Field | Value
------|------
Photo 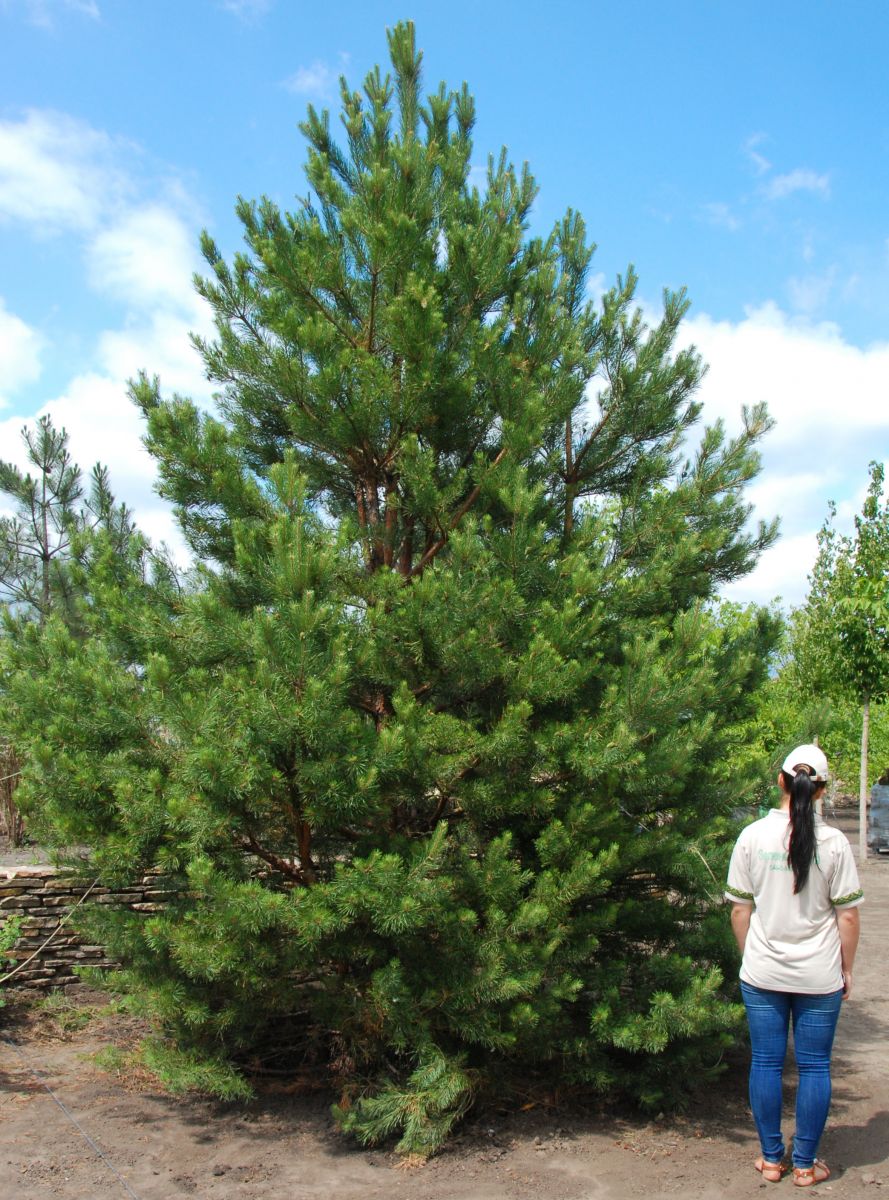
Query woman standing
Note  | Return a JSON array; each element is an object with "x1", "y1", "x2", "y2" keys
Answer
[{"x1": 726, "y1": 744, "x2": 863, "y2": 1187}]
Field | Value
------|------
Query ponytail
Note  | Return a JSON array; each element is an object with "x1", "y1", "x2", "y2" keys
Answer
[{"x1": 782, "y1": 769, "x2": 817, "y2": 893}]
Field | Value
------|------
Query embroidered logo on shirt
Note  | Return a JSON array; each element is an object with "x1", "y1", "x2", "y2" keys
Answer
[{"x1": 757, "y1": 849, "x2": 791, "y2": 872}]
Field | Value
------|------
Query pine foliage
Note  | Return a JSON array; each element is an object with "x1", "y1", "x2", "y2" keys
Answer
[
  {"x1": 1, "y1": 23, "x2": 780, "y2": 1154},
  {"x1": 0, "y1": 415, "x2": 141, "y2": 625}
]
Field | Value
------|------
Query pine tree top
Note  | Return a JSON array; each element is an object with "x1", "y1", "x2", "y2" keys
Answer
[{"x1": 131, "y1": 20, "x2": 774, "y2": 600}]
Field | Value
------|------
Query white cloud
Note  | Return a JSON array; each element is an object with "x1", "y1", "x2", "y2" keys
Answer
[
  {"x1": 0, "y1": 298, "x2": 44, "y2": 409},
  {"x1": 0, "y1": 108, "x2": 215, "y2": 562},
  {"x1": 743, "y1": 469, "x2": 839, "y2": 529},
  {"x1": 687, "y1": 303, "x2": 889, "y2": 444},
  {"x1": 0, "y1": 291, "x2": 213, "y2": 558},
  {"x1": 96, "y1": 306, "x2": 214, "y2": 400},
  {"x1": 721, "y1": 531, "x2": 820, "y2": 608},
  {"x1": 700, "y1": 201, "x2": 741, "y2": 232},
  {"x1": 764, "y1": 168, "x2": 831, "y2": 201},
  {"x1": 743, "y1": 132, "x2": 771, "y2": 176},
  {"x1": 0, "y1": 110, "x2": 133, "y2": 233},
  {"x1": 683, "y1": 303, "x2": 889, "y2": 606},
  {"x1": 88, "y1": 205, "x2": 201, "y2": 311},
  {"x1": 283, "y1": 60, "x2": 338, "y2": 100}
]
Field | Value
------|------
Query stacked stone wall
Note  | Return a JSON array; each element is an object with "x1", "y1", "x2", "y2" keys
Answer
[{"x1": 0, "y1": 865, "x2": 171, "y2": 991}]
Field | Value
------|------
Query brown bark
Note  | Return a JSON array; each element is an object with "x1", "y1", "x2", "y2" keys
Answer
[
  {"x1": 398, "y1": 515, "x2": 415, "y2": 575},
  {"x1": 357, "y1": 689, "x2": 392, "y2": 732},
  {"x1": 364, "y1": 476, "x2": 385, "y2": 570},
  {"x1": 242, "y1": 834, "x2": 312, "y2": 886},
  {"x1": 383, "y1": 477, "x2": 397, "y2": 568}
]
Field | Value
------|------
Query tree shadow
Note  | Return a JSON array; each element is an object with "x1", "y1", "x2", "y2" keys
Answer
[{"x1": 821, "y1": 1109, "x2": 889, "y2": 1174}]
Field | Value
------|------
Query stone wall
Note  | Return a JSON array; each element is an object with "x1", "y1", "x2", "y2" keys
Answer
[{"x1": 0, "y1": 865, "x2": 171, "y2": 991}]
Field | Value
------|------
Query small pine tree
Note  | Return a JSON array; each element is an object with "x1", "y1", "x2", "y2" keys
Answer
[
  {"x1": 0, "y1": 416, "x2": 146, "y2": 845},
  {"x1": 1, "y1": 415, "x2": 82, "y2": 625},
  {"x1": 2, "y1": 23, "x2": 780, "y2": 1153}
]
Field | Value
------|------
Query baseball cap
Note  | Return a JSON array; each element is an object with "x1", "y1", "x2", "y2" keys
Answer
[{"x1": 781, "y1": 743, "x2": 829, "y2": 783}]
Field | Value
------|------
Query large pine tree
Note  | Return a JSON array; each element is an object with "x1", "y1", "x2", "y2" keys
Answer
[{"x1": 3, "y1": 23, "x2": 780, "y2": 1154}]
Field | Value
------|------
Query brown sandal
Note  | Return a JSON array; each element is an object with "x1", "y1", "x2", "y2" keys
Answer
[
  {"x1": 755, "y1": 1156, "x2": 788, "y2": 1182},
  {"x1": 793, "y1": 1160, "x2": 830, "y2": 1187}
]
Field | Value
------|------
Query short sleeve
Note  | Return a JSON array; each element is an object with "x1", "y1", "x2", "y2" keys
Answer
[
  {"x1": 725, "y1": 835, "x2": 754, "y2": 904},
  {"x1": 829, "y1": 838, "x2": 864, "y2": 908}
]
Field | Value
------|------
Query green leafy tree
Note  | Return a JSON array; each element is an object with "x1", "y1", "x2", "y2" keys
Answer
[
  {"x1": 759, "y1": 579, "x2": 889, "y2": 808},
  {"x1": 2, "y1": 23, "x2": 781, "y2": 1153},
  {"x1": 798, "y1": 464, "x2": 889, "y2": 860}
]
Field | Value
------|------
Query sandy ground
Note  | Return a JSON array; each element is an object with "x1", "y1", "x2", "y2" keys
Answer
[
  {"x1": 1, "y1": 814, "x2": 887, "y2": 1200},
  {"x1": 0, "y1": 839, "x2": 50, "y2": 870}
]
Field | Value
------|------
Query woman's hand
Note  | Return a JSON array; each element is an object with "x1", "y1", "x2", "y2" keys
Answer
[{"x1": 836, "y1": 908, "x2": 859, "y2": 1002}]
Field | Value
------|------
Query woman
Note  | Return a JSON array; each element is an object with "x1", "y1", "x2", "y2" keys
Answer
[{"x1": 726, "y1": 744, "x2": 863, "y2": 1187}]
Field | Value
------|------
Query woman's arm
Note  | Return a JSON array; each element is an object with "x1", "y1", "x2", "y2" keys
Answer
[
  {"x1": 836, "y1": 907, "x2": 860, "y2": 1000},
  {"x1": 730, "y1": 901, "x2": 753, "y2": 954}
]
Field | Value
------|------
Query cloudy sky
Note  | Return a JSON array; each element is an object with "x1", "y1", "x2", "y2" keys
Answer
[{"x1": 1, "y1": 0, "x2": 888, "y2": 606}]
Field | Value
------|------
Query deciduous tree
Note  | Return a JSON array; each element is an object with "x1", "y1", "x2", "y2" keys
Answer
[{"x1": 801, "y1": 465, "x2": 889, "y2": 861}]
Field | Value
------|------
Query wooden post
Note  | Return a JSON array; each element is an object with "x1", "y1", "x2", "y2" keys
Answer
[{"x1": 860, "y1": 692, "x2": 870, "y2": 866}]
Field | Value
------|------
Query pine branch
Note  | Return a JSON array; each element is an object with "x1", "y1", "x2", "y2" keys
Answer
[
  {"x1": 241, "y1": 834, "x2": 312, "y2": 886},
  {"x1": 409, "y1": 448, "x2": 507, "y2": 577}
]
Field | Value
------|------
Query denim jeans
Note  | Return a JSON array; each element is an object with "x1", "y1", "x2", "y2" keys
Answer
[{"x1": 740, "y1": 981, "x2": 843, "y2": 1168}]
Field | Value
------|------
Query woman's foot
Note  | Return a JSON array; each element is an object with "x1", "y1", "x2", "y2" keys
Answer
[
  {"x1": 793, "y1": 1160, "x2": 830, "y2": 1187},
  {"x1": 755, "y1": 1156, "x2": 787, "y2": 1182}
]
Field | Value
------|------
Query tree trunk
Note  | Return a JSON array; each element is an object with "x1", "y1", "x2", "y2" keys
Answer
[
  {"x1": 859, "y1": 691, "x2": 870, "y2": 865},
  {"x1": 0, "y1": 741, "x2": 25, "y2": 848},
  {"x1": 41, "y1": 468, "x2": 50, "y2": 624}
]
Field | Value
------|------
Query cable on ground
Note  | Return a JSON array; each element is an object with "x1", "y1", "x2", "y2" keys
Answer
[{"x1": 1, "y1": 1035, "x2": 144, "y2": 1200}]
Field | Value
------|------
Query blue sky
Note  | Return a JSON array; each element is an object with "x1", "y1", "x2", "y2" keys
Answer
[{"x1": 1, "y1": 0, "x2": 888, "y2": 605}]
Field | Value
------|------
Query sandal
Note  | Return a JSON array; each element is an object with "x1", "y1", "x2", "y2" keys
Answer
[
  {"x1": 793, "y1": 1160, "x2": 830, "y2": 1187},
  {"x1": 755, "y1": 1156, "x2": 788, "y2": 1182}
]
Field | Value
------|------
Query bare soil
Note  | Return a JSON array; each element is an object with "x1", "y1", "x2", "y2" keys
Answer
[
  {"x1": 2, "y1": 815, "x2": 887, "y2": 1200},
  {"x1": 0, "y1": 832, "x2": 50, "y2": 870}
]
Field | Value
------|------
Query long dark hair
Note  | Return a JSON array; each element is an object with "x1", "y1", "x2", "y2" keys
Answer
[{"x1": 781, "y1": 768, "x2": 819, "y2": 893}]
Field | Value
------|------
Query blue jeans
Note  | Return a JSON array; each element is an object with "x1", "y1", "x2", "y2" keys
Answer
[{"x1": 740, "y1": 982, "x2": 843, "y2": 1168}]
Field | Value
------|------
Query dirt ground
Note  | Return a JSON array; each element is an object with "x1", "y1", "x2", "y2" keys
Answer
[{"x1": 1, "y1": 814, "x2": 887, "y2": 1200}]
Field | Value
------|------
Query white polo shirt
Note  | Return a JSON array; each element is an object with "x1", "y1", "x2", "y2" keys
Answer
[{"x1": 725, "y1": 808, "x2": 863, "y2": 994}]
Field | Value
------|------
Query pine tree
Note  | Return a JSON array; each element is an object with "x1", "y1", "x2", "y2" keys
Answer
[
  {"x1": 0, "y1": 415, "x2": 146, "y2": 845},
  {"x1": 2, "y1": 23, "x2": 780, "y2": 1153},
  {"x1": 0, "y1": 414, "x2": 141, "y2": 626},
  {"x1": 1, "y1": 415, "x2": 82, "y2": 625}
]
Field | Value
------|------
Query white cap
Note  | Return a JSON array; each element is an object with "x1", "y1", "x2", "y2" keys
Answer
[{"x1": 781, "y1": 743, "x2": 829, "y2": 783}]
